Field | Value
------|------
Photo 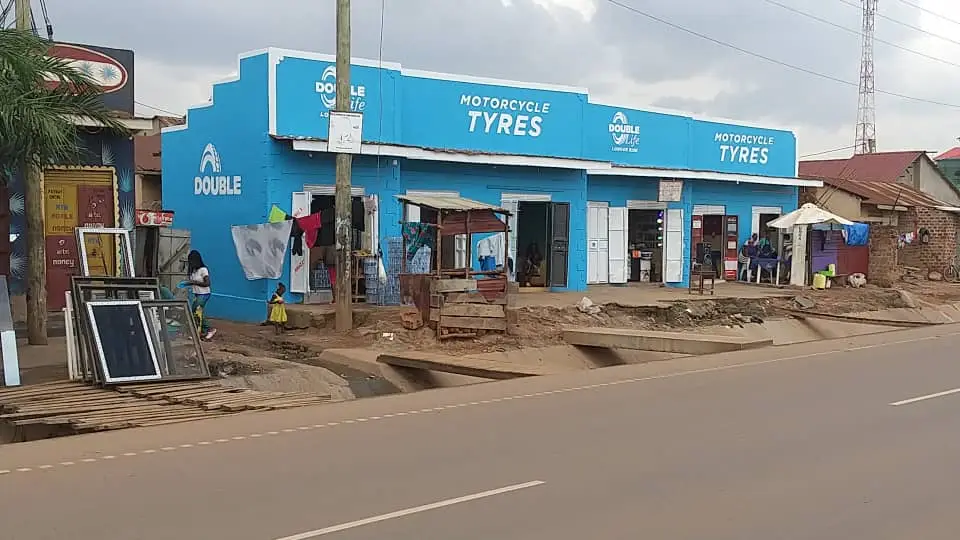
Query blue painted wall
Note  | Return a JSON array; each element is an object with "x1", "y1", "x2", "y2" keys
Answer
[
  {"x1": 161, "y1": 49, "x2": 806, "y2": 321},
  {"x1": 162, "y1": 53, "x2": 273, "y2": 322},
  {"x1": 400, "y1": 76, "x2": 586, "y2": 159},
  {"x1": 268, "y1": 50, "x2": 798, "y2": 178},
  {"x1": 267, "y1": 145, "x2": 400, "y2": 305},
  {"x1": 274, "y1": 56, "x2": 401, "y2": 143},
  {"x1": 399, "y1": 161, "x2": 588, "y2": 291},
  {"x1": 586, "y1": 176, "x2": 798, "y2": 287}
]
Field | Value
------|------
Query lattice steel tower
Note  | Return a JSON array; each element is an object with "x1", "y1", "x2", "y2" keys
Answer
[{"x1": 855, "y1": 0, "x2": 877, "y2": 154}]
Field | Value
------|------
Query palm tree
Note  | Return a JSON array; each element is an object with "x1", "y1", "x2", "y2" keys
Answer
[{"x1": 0, "y1": 29, "x2": 128, "y2": 345}]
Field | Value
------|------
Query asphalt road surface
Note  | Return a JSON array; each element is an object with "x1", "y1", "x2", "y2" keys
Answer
[{"x1": 3, "y1": 324, "x2": 960, "y2": 539}]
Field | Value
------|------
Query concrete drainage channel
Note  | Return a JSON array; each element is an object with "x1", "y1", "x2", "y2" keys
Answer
[{"x1": 314, "y1": 303, "x2": 958, "y2": 393}]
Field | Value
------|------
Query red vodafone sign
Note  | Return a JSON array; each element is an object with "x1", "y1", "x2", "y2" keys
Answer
[{"x1": 135, "y1": 210, "x2": 174, "y2": 227}]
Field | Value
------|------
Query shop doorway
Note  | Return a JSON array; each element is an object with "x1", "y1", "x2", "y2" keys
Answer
[
  {"x1": 627, "y1": 208, "x2": 664, "y2": 283},
  {"x1": 502, "y1": 195, "x2": 569, "y2": 289},
  {"x1": 290, "y1": 189, "x2": 378, "y2": 300},
  {"x1": 690, "y1": 205, "x2": 738, "y2": 281},
  {"x1": 753, "y1": 206, "x2": 783, "y2": 253}
]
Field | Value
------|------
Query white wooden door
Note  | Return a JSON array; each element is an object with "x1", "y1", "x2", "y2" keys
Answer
[
  {"x1": 290, "y1": 191, "x2": 310, "y2": 294},
  {"x1": 608, "y1": 207, "x2": 628, "y2": 284},
  {"x1": 587, "y1": 203, "x2": 609, "y2": 284},
  {"x1": 664, "y1": 208, "x2": 684, "y2": 283},
  {"x1": 501, "y1": 198, "x2": 519, "y2": 281}
]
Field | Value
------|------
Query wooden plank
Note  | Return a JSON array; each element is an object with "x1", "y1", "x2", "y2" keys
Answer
[
  {"x1": 431, "y1": 279, "x2": 477, "y2": 293},
  {"x1": 439, "y1": 315, "x2": 507, "y2": 331},
  {"x1": 443, "y1": 292, "x2": 499, "y2": 304},
  {"x1": 440, "y1": 303, "x2": 505, "y2": 318},
  {"x1": 377, "y1": 351, "x2": 551, "y2": 379}
]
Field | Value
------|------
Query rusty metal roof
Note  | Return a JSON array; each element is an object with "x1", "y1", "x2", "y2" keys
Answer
[
  {"x1": 816, "y1": 176, "x2": 948, "y2": 208},
  {"x1": 799, "y1": 151, "x2": 924, "y2": 183},
  {"x1": 396, "y1": 194, "x2": 509, "y2": 213}
]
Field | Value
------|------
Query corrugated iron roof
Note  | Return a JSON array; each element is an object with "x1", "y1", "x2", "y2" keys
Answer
[
  {"x1": 799, "y1": 151, "x2": 924, "y2": 183},
  {"x1": 396, "y1": 194, "x2": 508, "y2": 213},
  {"x1": 817, "y1": 176, "x2": 948, "y2": 208},
  {"x1": 935, "y1": 147, "x2": 960, "y2": 161}
]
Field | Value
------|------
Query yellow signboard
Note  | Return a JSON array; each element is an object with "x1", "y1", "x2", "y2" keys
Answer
[{"x1": 44, "y1": 182, "x2": 78, "y2": 236}]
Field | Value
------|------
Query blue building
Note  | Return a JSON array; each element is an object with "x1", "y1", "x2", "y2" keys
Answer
[{"x1": 162, "y1": 48, "x2": 821, "y2": 323}]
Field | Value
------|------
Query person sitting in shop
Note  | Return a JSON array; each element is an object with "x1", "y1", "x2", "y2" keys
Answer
[{"x1": 519, "y1": 242, "x2": 544, "y2": 286}]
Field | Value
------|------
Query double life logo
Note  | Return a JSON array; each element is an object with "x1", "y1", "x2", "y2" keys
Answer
[
  {"x1": 315, "y1": 65, "x2": 367, "y2": 114},
  {"x1": 194, "y1": 143, "x2": 242, "y2": 196}
]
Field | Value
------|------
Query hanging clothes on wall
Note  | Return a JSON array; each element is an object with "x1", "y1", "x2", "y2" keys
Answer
[
  {"x1": 268, "y1": 205, "x2": 287, "y2": 224},
  {"x1": 287, "y1": 215, "x2": 304, "y2": 256},
  {"x1": 402, "y1": 222, "x2": 435, "y2": 257},
  {"x1": 296, "y1": 212, "x2": 323, "y2": 248},
  {"x1": 231, "y1": 221, "x2": 293, "y2": 280},
  {"x1": 842, "y1": 223, "x2": 869, "y2": 246}
]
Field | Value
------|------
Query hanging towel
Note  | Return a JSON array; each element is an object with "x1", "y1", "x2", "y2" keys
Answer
[
  {"x1": 843, "y1": 223, "x2": 869, "y2": 246},
  {"x1": 402, "y1": 223, "x2": 435, "y2": 257},
  {"x1": 231, "y1": 221, "x2": 293, "y2": 280},
  {"x1": 268, "y1": 205, "x2": 288, "y2": 224},
  {"x1": 296, "y1": 212, "x2": 323, "y2": 249}
]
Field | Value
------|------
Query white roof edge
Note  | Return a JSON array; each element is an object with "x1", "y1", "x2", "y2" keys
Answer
[
  {"x1": 262, "y1": 46, "x2": 585, "y2": 94},
  {"x1": 162, "y1": 49, "x2": 272, "y2": 136},
  {"x1": 68, "y1": 115, "x2": 154, "y2": 133},
  {"x1": 290, "y1": 139, "x2": 610, "y2": 171},
  {"x1": 401, "y1": 68, "x2": 588, "y2": 94},
  {"x1": 934, "y1": 205, "x2": 960, "y2": 213},
  {"x1": 265, "y1": 47, "x2": 403, "y2": 71},
  {"x1": 587, "y1": 166, "x2": 820, "y2": 187},
  {"x1": 586, "y1": 96, "x2": 797, "y2": 134}
]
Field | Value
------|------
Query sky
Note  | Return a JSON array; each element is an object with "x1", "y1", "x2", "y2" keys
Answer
[{"x1": 40, "y1": 0, "x2": 960, "y2": 160}]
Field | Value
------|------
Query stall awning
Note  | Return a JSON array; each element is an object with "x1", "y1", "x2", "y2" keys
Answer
[
  {"x1": 397, "y1": 194, "x2": 509, "y2": 235},
  {"x1": 396, "y1": 194, "x2": 509, "y2": 214}
]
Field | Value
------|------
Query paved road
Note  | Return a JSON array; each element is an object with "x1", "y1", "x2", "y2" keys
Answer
[{"x1": 3, "y1": 324, "x2": 960, "y2": 539}]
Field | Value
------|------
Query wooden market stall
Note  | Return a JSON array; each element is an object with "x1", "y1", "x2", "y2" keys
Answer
[{"x1": 396, "y1": 194, "x2": 513, "y2": 339}]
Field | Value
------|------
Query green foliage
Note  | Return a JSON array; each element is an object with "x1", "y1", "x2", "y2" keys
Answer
[{"x1": 0, "y1": 29, "x2": 129, "y2": 174}]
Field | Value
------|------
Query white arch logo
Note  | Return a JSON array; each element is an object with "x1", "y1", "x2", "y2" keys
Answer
[
  {"x1": 609, "y1": 111, "x2": 640, "y2": 153},
  {"x1": 199, "y1": 143, "x2": 221, "y2": 174},
  {"x1": 194, "y1": 143, "x2": 242, "y2": 196}
]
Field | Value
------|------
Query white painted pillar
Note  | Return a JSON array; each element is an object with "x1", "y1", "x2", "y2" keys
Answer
[{"x1": 790, "y1": 224, "x2": 808, "y2": 287}]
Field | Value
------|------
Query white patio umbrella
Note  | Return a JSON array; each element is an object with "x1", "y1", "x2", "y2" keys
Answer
[
  {"x1": 764, "y1": 203, "x2": 855, "y2": 287},
  {"x1": 767, "y1": 203, "x2": 854, "y2": 229}
]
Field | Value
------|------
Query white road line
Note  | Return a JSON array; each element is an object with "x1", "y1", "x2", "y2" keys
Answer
[
  {"x1": 890, "y1": 387, "x2": 960, "y2": 406},
  {"x1": 271, "y1": 480, "x2": 545, "y2": 540}
]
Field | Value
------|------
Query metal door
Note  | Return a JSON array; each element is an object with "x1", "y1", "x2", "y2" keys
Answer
[
  {"x1": 587, "y1": 203, "x2": 609, "y2": 284},
  {"x1": 550, "y1": 202, "x2": 570, "y2": 288}
]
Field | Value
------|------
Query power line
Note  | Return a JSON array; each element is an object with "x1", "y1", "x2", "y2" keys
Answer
[
  {"x1": 836, "y1": 0, "x2": 960, "y2": 49},
  {"x1": 894, "y1": 0, "x2": 960, "y2": 28},
  {"x1": 763, "y1": 0, "x2": 960, "y2": 70},
  {"x1": 603, "y1": 0, "x2": 960, "y2": 109},
  {"x1": 800, "y1": 145, "x2": 857, "y2": 158},
  {"x1": 134, "y1": 100, "x2": 181, "y2": 117}
]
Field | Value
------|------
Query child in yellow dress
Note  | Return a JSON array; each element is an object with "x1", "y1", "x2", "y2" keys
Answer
[{"x1": 268, "y1": 283, "x2": 288, "y2": 333}]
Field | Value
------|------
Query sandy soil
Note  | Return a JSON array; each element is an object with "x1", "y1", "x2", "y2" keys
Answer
[{"x1": 203, "y1": 280, "x2": 960, "y2": 366}]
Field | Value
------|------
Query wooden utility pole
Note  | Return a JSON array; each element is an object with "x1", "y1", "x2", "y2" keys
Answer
[
  {"x1": 15, "y1": 0, "x2": 29, "y2": 30},
  {"x1": 333, "y1": 0, "x2": 354, "y2": 331},
  {"x1": 16, "y1": 0, "x2": 48, "y2": 345}
]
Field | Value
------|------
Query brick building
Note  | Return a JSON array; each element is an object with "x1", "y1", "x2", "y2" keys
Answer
[{"x1": 800, "y1": 151, "x2": 960, "y2": 286}]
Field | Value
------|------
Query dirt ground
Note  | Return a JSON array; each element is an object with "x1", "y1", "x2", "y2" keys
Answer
[{"x1": 203, "y1": 280, "x2": 960, "y2": 366}]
